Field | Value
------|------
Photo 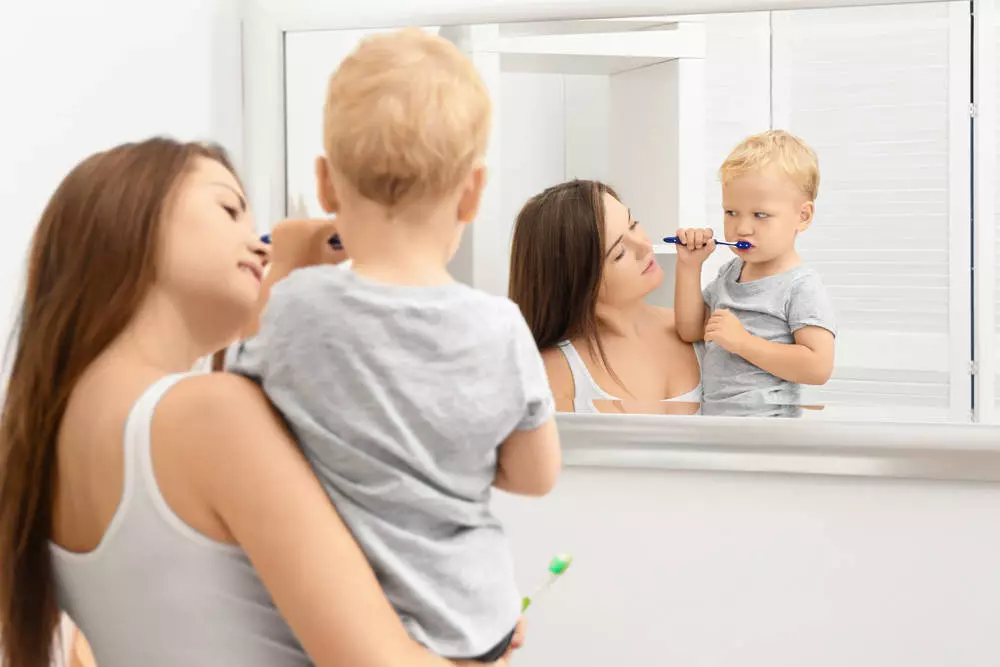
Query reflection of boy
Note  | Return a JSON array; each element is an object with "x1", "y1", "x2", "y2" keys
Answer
[
  {"x1": 674, "y1": 130, "x2": 836, "y2": 405},
  {"x1": 232, "y1": 29, "x2": 560, "y2": 662}
]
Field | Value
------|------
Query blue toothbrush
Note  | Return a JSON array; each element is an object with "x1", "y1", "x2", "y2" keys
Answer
[
  {"x1": 260, "y1": 233, "x2": 343, "y2": 250},
  {"x1": 662, "y1": 236, "x2": 752, "y2": 250}
]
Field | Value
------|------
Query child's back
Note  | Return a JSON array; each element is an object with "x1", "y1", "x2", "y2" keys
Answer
[
  {"x1": 236, "y1": 266, "x2": 551, "y2": 657},
  {"x1": 233, "y1": 28, "x2": 559, "y2": 660}
]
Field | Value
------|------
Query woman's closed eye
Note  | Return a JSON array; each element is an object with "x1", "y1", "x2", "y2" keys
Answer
[{"x1": 222, "y1": 204, "x2": 240, "y2": 220}]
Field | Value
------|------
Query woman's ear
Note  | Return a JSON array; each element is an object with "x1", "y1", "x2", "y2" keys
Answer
[
  {"x1": 315, "y1": 156, "x2": 339, "y2": 214},
  {"x1": 457, "y1": 165, "x2": 488, "y2": 224}
]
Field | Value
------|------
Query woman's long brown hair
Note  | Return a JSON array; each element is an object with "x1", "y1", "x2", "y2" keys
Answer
[
  {"x1": 0, "y1": 137, "x2": 238, "y2": 667},
  {"x1": 508, "y1": 179, "x2": 623, "y2": 385}
]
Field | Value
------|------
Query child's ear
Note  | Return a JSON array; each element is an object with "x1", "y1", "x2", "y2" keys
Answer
[
  {"x1": 798, "y1": 200, "x2": 815, "y2": 231},
  {"x1": 314, "y1": 156, "x2": 339, "y2": 214},
  {"x1": 457, "y1": 165, "x2": 488, "y2": 224}
]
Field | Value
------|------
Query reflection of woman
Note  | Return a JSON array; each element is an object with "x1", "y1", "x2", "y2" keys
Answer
[
  {"x1": 0, "y1": 139, "x2": 518, "y2": 667},
  {"x1": 509, "y1": 180, "x2": 701, "y2": 414}
]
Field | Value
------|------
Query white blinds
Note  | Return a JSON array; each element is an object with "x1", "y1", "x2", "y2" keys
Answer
[{"x1": 769, "y1": 2, "x2": 970, "y2": 419}]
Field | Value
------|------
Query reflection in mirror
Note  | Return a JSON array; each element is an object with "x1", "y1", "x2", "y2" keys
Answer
[{"x1": 283, "y1": 2, "x2": 971, "y2": 423}]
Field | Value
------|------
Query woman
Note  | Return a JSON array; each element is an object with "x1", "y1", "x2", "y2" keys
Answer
[
  {"x1": 0, "y1": 138, "x2": 519, "y2": 667},
  {"x1": 509, "y1": 179, "x2": 701, "y2": 414}
]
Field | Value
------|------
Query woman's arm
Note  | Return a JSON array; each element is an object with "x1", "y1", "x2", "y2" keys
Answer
[{"x1": 158, "y1": 374, "x2": 492, "y2": 667}]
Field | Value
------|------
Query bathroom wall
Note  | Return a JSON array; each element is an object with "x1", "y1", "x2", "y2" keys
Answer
[
  {"x1": 0, "y1": 0, "x2": 243, "y2": 354},
  {"x1": 495, "y1": 467, "x2": 1000, "y2": 667}
]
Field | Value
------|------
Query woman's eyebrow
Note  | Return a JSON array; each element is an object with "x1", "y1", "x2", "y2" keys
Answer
[
  {"x1": 604, "y1": 209, "x2": 631, "y2": 257},
  {"x1": 605, "y1": 234, "x2": 624, "y2": 258},
  {"x1": 212, "y1": 182, "x2": 247, "y2": 212}
]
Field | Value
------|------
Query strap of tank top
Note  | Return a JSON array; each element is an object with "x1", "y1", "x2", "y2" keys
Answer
[
  {"x1": 122, "y1": 374, "x2": 192, "y2": 502},
  {"x1": 556, "y1": 341, "x2": 614, "y2": 401},
  {"x1": 123, "y1": 372, "x2": 241, "y2": 551}
]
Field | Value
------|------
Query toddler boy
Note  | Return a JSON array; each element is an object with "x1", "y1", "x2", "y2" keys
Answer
[
  {"x1": 674, "y1": 130, "x2": 836, "y2": 406},
  {"x1": 232, "y1": 28, "x2": 560, "y2": 661}
]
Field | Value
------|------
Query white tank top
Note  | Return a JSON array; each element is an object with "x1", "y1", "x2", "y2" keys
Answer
[
  {"x1": 556, "y1": 341, "x2": 703, "y2": 414},
  {"x1": 50, "y1": 374, "x2": 312, "y2": 667}
]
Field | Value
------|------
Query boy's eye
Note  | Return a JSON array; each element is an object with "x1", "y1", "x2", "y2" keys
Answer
[
  {"x1": 754, "y1": 212, "x2": 769, "y2": 219},
  {"x1": 725, "y1": 210, "x2": 737, "y2": 217}
]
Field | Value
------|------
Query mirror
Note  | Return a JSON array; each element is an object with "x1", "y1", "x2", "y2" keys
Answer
[{"x1": 282, "y1": 1, "x2": 972, "y2": 423}]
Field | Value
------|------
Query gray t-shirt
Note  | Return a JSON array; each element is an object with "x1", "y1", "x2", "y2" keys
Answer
[
  {"x1": 700, "y1": 258, "x2": 836, "y2": 405},
  {"x1": 231, "y1": 266, "x2": 555, "y2": 658}
]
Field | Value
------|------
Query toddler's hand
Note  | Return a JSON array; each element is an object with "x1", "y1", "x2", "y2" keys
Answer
[
  {"x1": 705, "y1": 309, "x2": 751, "y2": 354},
  {"x1": 674, "y1": 227, "x2": 716, "y2": 266},
  {"x1": 269, "y1": 218, "x2": 346, "y2": 274}
]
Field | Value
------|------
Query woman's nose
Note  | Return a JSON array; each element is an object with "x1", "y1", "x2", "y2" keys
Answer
[
  {"x1": 250, "y1": 238, "x2": 271, "y2": 267},
  {"x1": 635, "y1": 238, "x2": 653, "y2": 260}
]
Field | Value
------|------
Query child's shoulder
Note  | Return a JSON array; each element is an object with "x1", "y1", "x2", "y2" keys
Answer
[
  {"x1": 270, "y1": 264, "x2": 347, "y2": 302},
  {"x1": 788, "y1": 263, "x2": 828, "y2": 292},
  {"x1": 458, "y1": 287, "x2": 524, "y2": 316}
]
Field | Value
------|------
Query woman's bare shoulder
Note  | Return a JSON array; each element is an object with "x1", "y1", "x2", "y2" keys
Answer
[
  {"x1": 162, "y1": 372, "x2": 274, "y2": 422},
  {"x1": 147, "y1": 372, "x2": 308, "y2": 544},
  {"x1": 649, "y1": 306, "x2": 680, "y2": 333},
  {"x1": 155, "y1": 372, "x2": 296, "y2": 463}
]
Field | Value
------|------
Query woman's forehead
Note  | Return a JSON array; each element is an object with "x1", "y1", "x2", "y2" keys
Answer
[
  {"x1": 602, "y1": 193, "x2": 630, "y2": 232},
  {"x1": 190, "y1": 157, "x2": 243, "y2": 193}
]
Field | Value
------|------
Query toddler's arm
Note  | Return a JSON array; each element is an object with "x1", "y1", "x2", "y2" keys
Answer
[
  {"x1": 721, "y1": 322, "x2": 834, "y2": 385},
  {"x1": 495, "y1": 419, "x2": 561, "y2": 497},
  {"x1": 705, "y1": 272, "x2": 836, "y2": 385},
  {"x1": 673, "y1": 228, "x2": 716, "y2": 342},
  {"x1": 494, "y1": 305, "x2": 561, "y2": 497}
]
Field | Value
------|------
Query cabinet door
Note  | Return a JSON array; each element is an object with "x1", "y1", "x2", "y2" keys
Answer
[{"x1": 770, "y1": 2, "x2": 971, "y2": 421}]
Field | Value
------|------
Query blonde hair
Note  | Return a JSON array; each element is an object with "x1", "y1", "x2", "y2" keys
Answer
[
  {"x1": 719, "y1": 130, "x2": 820, "y2": 201},
  {"x1": 323, "y1": 28, "x2": 491, "y2": 208}
]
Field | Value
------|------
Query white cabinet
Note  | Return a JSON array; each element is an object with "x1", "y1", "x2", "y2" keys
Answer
[{"x1": 454, "y1": 19, "x2": 708, "y2": 300}]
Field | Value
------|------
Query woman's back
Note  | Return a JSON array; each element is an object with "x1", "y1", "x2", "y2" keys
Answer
[{"x1": 51, "y1": 372, "x2": 310, "y2": 667}]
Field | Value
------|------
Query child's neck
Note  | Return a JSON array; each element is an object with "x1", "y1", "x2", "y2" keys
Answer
[
  {"x1": 740, "y1": 248, "x2": 802, "y2": 282},
  {"x1": 338, "y1": 200, "x2": 460, "y2": 287}
]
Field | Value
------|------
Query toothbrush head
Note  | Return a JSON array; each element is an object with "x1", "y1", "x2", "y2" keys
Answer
[
  {"x1": 734, "y1": 240, "x2": 753, "y2": 250},
  {"x1": 547, "y1": 553, "x2": 573, "y2": 576},
  {"x1": 259, "y1": 233, "x2": 343, "y2": 249}
]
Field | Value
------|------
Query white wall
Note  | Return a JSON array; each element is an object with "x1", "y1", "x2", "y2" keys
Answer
[
  {"x1": 0, "y1": 0, "x2": 243, "y2": 353},
  {"x1": 0, "y1": 3, "x2": 242, "y2": 661},
  {"x1": 495, "y1": 467, "x2": 1000, "y2": 667}
]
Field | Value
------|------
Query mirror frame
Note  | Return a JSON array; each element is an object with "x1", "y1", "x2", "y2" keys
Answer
[{"x1": 241, "y1": 0, "x2": 1000, "y2": 483}]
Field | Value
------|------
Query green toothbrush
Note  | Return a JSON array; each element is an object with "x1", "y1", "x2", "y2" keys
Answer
[{"x1": 521, "y1": 553, "x2": 573, "y2": 611}]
